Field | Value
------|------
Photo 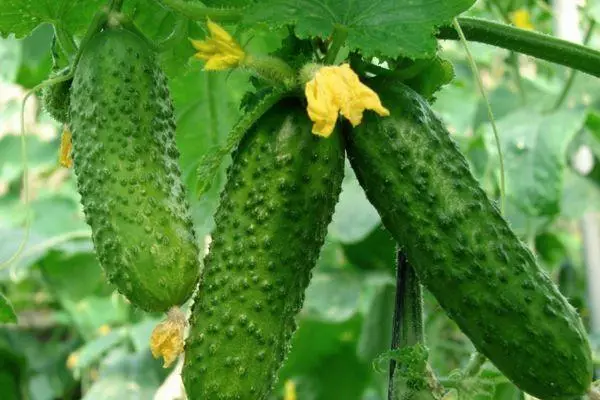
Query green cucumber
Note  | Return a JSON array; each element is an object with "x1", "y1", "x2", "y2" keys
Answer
[
  {"x1": 42, "y1": 66, "x2": 72, "y2": 124},
  {"x1": 183, "y1": 99, "x2": 344, "y2": 399},
  {"x1": 68, "y1": 27, "x2": 200, "y2": 312},
  {"x1": 344, "y1": 79, "x2": 592, "y2": 399}
]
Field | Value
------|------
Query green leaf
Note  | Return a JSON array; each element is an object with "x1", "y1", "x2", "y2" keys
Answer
[
  {"x1": 82, "y1": 348, "x2": 163, "y2": 400},
  {"x1": 484, "y1": 108, "x2": 587, "y2": 217},
  {"x1": 303, "y1": 269, "x2": 363, "y2": 322},
  {"x1": 0, "y1": 0, "x2": 104, "y2": 38},
  {"x1": 39, "y1": 252, "x2": 105, "y2": 302},
  {"x1": 0, "y1": 228, "x2": 91, "y2": 281},
  {"x1": 170, "y1": 64, "x2": 250, "y2": 236},
  {"x1": 342, "y1": 224, "x2": 395, "y2": 272},
  {"x1": 534, "y1": 231, "x2": 566, "y2": 266},
  {"x1": 403, "y1": 57, "x2": 455, "y2": 100},
  {"x1": 68, "y1": 328, "x2": 129, "y2": 376},
  {"x1": 0, "y1": 292, "x2": 17, "y2": 323},
  {"x1": 0, "y1": 37, "x2": 21, "y2": 83},
  {"x1": 561, "y1": 169, "x2": 600, "y2": 219},
  {"x1": 276, "y1": 316, "x2": 372, "y2": 400},
  {"x1": 329, "y1": 163, "x2": 380, "y2": 243},
  {"x1": 356, "y1": 282, "x2": 394, "y2": 363},
  {"x1": 243, "y1": 0, "x2": 476, "y2": 59}
]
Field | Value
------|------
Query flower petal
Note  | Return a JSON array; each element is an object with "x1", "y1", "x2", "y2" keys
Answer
[
  {"x1": 150, "y1": 307, "x2": 187, "y2": 368},
  {"x1": 189, "y1": 19, "x2": 245, "y2": 71}
]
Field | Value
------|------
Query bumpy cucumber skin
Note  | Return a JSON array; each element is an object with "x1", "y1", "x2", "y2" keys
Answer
[
  {"x1": 42, "y1": 67, "x2": 72, "y2": 123},
  {"x1": 183, "y1": 99, "x2": 344, "y2": 400},
  {"x1": 69, "y1": 28, "x2": 200, "y2": 312},
  {"x1": 344, "y1": 80, "x2": 592, "y2": 399}
]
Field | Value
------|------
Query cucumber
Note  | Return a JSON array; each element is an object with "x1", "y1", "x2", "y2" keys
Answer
[
  {"x1": 42, "y1": 66, "x2": 72, "y2": 124},
  {"x1": 68, "y1": 27, "x2": 200, "y2": 312},
  {"x1": 344, "y1": 79, "x2": 592, "y2": 399},
  {"x1": 183, "y1": 99, "x2": 344, "y2": 399}
]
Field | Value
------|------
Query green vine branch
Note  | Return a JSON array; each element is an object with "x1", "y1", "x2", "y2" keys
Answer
[
  {"x1": 155, "y1": 0, "x2": 242, "y2": 22},
  {"x1": 438, "y1": 17, "x2": 600, "y2": 78},
  {"x1": 552, "y1": 19, "x2": 597, "y2": 111}
]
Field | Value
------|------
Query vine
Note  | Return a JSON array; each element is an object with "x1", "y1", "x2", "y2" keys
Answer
[{"x1": 438, "y1": 17, "x2": 600, "y2": 78}]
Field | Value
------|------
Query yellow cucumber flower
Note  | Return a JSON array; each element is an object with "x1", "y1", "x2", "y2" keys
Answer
[
  {"x1": 304, "y1": 64, "x2": 389, "y2": 137},
  {"x1": 284, "y1": 380, "x2": 297, "y2": 400},
  {"x1": 150, "y1": 307, "x2": 187, "y2": 368},
  {"x1": 190, "y1": 19, "x2": 245, "y2": 71},
  {"x1": 59, "y1": 126, "x2": 73, "y2": 168},
  {"x1": 511, "y1": 9, "x2": 534, "y2": 30}
]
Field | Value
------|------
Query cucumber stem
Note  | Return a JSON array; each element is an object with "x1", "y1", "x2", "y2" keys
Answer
[
  {"x1": 242, "y1": 55, "x2": 298, "y2": 90},
  {"x1": 71, "y1": 10, "x2": 109, "y2": 71},
  {"x1": 53, "y1": 24, "x2": 78, "y2": 61},
  {"x1": 438, "y1": 17, "x2": 600, "y2": 78},
  {"x1": 462, "y1": 352, "x2": 487, "y2": 378},
  {"x1": 155, "y1": 0, "x2": 242, "y2": 23},
  {"x1": 324, "y1": 24, "x2": 348, "y2": 65},
  {"x1": 387, "y1": 249, "x2": 425, "y2": 400}
]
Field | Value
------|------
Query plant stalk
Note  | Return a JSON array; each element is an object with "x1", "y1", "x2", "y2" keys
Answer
[
  {"x1": 438, "y1": 17, "x2": 600, "y2": 78},
  {"x1": 388, "y1": 249, "x2": 424, "y2": 400},
  {"x1": 324, "y1": 24, "x2": 348, "y2": 65}
]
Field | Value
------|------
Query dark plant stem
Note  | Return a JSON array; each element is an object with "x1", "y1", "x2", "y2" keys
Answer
[
  {"x1": 438, "y1": 17, "x2": 600, "y2": 78},
  {"x1": 388, "y1": 248, "x2": 424, "y2": 400}
]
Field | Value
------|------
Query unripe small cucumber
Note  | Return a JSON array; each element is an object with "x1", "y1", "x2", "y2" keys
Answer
[
  {"x1": 68, "y1": 28, "x2": 200, "y2": 312},
  {"x1": 344, "y1": 79, "x2": 592, "y2": 399},
  {"x1": 42, "y1": 67, "x2": 72, "y2": 123},
  {"x1": 183, "y1": 99, "x2": 345, "y2": 400}
]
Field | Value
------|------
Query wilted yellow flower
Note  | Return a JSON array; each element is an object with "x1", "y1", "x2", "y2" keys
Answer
[
  {"x1": 97, "y1": 324, "x2": 111, "y2": 336},
  {"x1": 284, "y1": 380, "x2": 297, "y2": 400},
  {"x1": 190, "y1": 19, "x2": 245, "y2": 70},
  {"x1": 66, "y1": 352, "x2": 79, "y2": 369},
  {"x1": 304, "y1": 64, "x2": 389, "y2": 137},
  {"x1": 150, "y1": 307, "x2": 187, "y2": 368},
  {"x1": 59, "y1": 126, "x2": 73, "y2": 168},
  {"x1": 511, "y1": 9, "x2": 534, "y2": 30}
]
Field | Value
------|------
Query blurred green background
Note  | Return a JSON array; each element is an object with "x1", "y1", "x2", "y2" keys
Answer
[{"x1": 1, "y1": 0, "x2": 600, "y2": 399}]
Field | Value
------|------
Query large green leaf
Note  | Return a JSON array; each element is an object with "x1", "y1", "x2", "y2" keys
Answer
[
  {"x1": 276, "y1": 316, "x2": 372, "y2": 400},
  {"x1": 243, "y1": 0, "x2": 476, "y2": 59},
  {"x1": 0, "y1": 0, "x2": 104, "y2": 38},
  {"x1": 68, "y1": 328, "x2": 129, "y2": 377},
  {"x1": 82, "y1": 348, "x2": 163, "y2": 400},
  {"x1": 329, "y1": 163, "x2": 380, "y2": 243},
  {"x1": 484, "y1": 108, "x2": 587, "y2": 217},
  {"x1": 0, "y1": 37, "x2": 21, "y2": 83}
]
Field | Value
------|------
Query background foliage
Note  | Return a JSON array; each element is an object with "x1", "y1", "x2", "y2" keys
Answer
[{"x1": 0, "y1": 0, "x2": 599, "y2": 399}]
